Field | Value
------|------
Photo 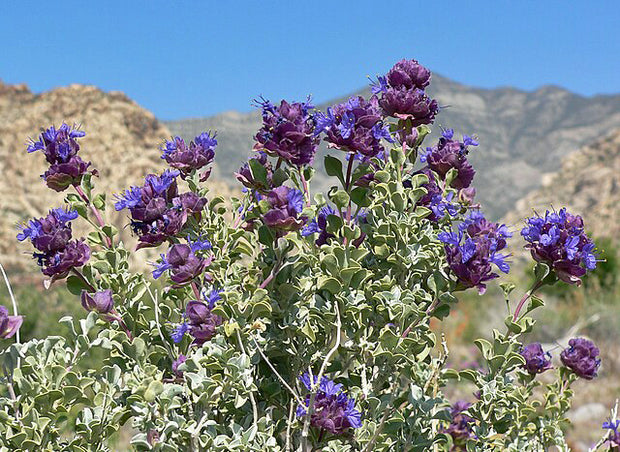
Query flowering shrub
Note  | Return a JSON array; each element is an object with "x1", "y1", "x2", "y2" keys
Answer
[{"x1": 0, "y1": 59, "x2": 611, "y2": 451}]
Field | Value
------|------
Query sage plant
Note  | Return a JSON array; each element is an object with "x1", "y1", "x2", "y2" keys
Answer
[{"x1": 0, "y1": 58, "x2": 606, "y2": 451}]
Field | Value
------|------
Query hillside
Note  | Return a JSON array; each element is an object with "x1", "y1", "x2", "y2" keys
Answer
[
  {"x1": 0, "y1": 81, "x2": 230, "y2": 273},
  {"x1": 165, "y1": 74, "x2": 620, "y2": 219},
  {"x1": 504, "y1": 128, "x2": 620, "y2": 241}
]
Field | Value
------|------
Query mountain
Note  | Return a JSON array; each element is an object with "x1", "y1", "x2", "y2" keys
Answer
[
  {"x1": 503, "y1": 128, "x2": 620, "y2": 241},
  {"x1": 165, "y1": 74, "x2": 620, "y2": 219},
  {"x1": 0, "y1": 81, "x2": 230, "y2": 273}
]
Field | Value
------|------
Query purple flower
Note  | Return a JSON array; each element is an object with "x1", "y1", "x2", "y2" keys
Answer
[
  {"x1": 17, "y1": 208, "x2": 77, "y2": 253},
  {"x1": 521, "y1": 208, "x2": 598, "y2": 285},
  {"x1": 560, "y1": 337, "x2": 601, "y2": 380},
  {"x1": 161, "y1": 132, "x2": 217, "y2": 180},
  {"x1": 253, "y1": 97, "x2": 319, "y2": 167},
  {"x1": 171, "y1": 322, "x2": 189, "y2": 343},
  {"x1": 172, "y1": 354, "x2": 187, "y2": 377},
  {"x1": 384, "y1": 59, "x2": 432, "y2": 91},
  {"x1": 115, "y1": 170, "x2": 207, "y2": 249},
  {"x1": 424, "y1": 132, "x2": 477, "y2": 189},
  {"x1": 26, "y1": 123, "x2": 93, "y2": 191},
  {"x1": 18, "y1": 207, "x2": 90, "y2": 279},
  {"x1": 152, "y1": 244, "x2": 209, "y2": 285},
  {"x1": 301, "y1": 205, "x2": 337, "y2": 246},
  {"x1": 296, "y1": 373, "x2": 362, "y2": 436},
  {"x1": 185, "y1": 300, "x2": 223, "y2": 345},
  {"x1": 0, "y1": 305, "x2": 23, "y2": 340},
  {"x1": 371, "y1": 59, "x2": 438, "y2": 124},
  {"x1": 35, "y1": 239, "x2": 91, "y2": 278},
  {"x1": 318, "y1": 96, "x2": 390, "y2": 159},
  {"x1": 262, "y1": 186, "x2": 306, "y2": 232},
  {"x1": 81, "y1": 289, "x2": 117, "y2": 321},
  {"x1": 235, "y1": 151, "x2": 274, "y2": 192},
  {"x1": 520, "y1": 343, "x2": 553, "y2": 375},
  {"x1": 442, "y1": 401, "x2": 475, "y2": 446},
  {"x1": 439, "y1": 211, "x2": 512, "y2": 294}
]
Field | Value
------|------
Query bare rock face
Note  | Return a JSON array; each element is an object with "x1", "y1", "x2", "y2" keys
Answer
[
  {"x1": 504, "y1": 128, "x2": 620, "y2": 243},
  {"x1": 0, "y1": 81, "x2": 231, "y2": 274}
]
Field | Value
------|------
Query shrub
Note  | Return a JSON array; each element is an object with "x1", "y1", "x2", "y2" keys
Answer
[{"x1": 0, "y1": 59, "x2": 613, "y2": 451}]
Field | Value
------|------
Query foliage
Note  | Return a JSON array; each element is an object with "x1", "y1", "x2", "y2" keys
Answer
[{"x1": 0, "y1": 59, "x2": 611, "y2": 451}]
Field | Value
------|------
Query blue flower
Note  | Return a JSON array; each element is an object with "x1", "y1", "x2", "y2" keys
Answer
[
  {"x1": 50, "y1": 207, "x2": 79, "y2": 224},
  {"x1": 151, "y1": 254, "x2": 172, "y2": 279},
  {"x1": 201, "y1": 288, "x2": 222, "y2": 309},
  {"x1": 146, "y1": 169, "x2": 180, "y2": 196},
  {"x1": 369, "y1": 75, "x2": 388, "y2": 94},
  {"x1": 463, "y1": 135, "x2": 479, "y2": 147},
  {"x1": 522, "y1": 208, "x2": 598, "y2": 285},
  {"x1": 296, "y1": 373, "x2": 362, "y2": 435},
  {"x1": 314, "y1": 107, "x2": 335, "y2": 135},
  {"x1": 438, "y1": 231, "x2": 462, "y2": 246},
  {"x1": 171, "y1": 321, "x2": 189, "y2": 343},
  {"x1": 114, "y1": 186, "x2": 143, "y2": 211},
  {"x1": 16, "y1": 219, "x2": 43, "y2": 242},
  {"x1": 442, "y1": 129, "x2": 454, "y2": 139},
  {"x1": 188, "y1": 235, "x2": 212, "y2": 253},
  {"x1": 371, "y1": 123, "x2": 395, "y2": 143},
  {"x1": 338, "y1": 112, "x2": 355, "y2": 139}
]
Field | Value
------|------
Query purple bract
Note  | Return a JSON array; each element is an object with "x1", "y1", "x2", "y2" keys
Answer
[
  {"x1": 262, "y1": 186, "x2": 306, "y2": 232},
  {"x1": 520, "y1": 343, "x2": 553, "y2": 375},
  {"x1": 315, "y1": 96, "x2": 393, "y2": 159},
  {"x1": 161, "y1": 132, "x2": 216, "y2": 180},
  {"x1": 438, "y1": 211, "x2": 512, "y2": 294},
  {"x1": 296, "y1": 373, "x2": 362, "y2": 436},
  {"x1": 560, "y1": 337, "x2": 601, "y2": 380},
  {"x1": 114, "y1": 169, "x2": 207, "y2": 249},
  {"x1": 0, "y1": 305, "x2": 23, "y2": 340},
  {"x1": 253, "y1": 98, "x2": 319, "y2": 167},
  {"x1": 27, "y1": 123, "x2": 93, "y2": 191}
]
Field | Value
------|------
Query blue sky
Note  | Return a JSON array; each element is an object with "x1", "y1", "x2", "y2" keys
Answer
[{"x1": 1, "y1": 1, "x2": 618, "y2": 120}]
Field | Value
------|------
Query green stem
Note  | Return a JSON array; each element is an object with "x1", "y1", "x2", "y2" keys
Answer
[
  {"x1": 512, "y1": 279, "x2": 544, "y2": 322},
  {"x1": 74, "y1": 185, "x2": 112, "y2": 248}
]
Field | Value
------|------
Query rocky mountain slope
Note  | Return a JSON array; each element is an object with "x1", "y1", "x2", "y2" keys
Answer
[
  {"x1": 165, "y1": 74, "x2": 620, "y2": 219},
  {"x1": 504, "y1": 128, "x2": 620, "y2": 241},
  {"x1": 0, "y1": 81, "x2": 229, "y2": 273}
]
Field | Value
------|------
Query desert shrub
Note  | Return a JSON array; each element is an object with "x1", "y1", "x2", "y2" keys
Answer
[{"x1": 0, "y1": 60, "x2": 615, "y2": 451}]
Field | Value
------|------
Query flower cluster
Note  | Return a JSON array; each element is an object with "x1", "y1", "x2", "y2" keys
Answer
[
  {"x1": 253, "y1": 98, "x2": 319, "y2": 167},
  {"x1": 442, "y1": 401, "x2": 475, "y2": 446},
  {"x1": 521, "y1": 208, "x2": 597, "y2": 285},
  {"x1": 152, "y1": 242, "x2": 212, "y2": 286},
  {"x1": 438, "y1": 211, "x2": 511, "y2": 294},
  {"x1": 421, "y1": 129, "x2": 478, "y2": 190},
  {"x1": 371, "y1": 59, "x2": 438, "y2": 125},
  {"x1": 17, "y1": 208, "x2": 90, "y2": 278},
  {"x1": 296, "y1": 373, "x2": 362, "y2": 436},
  {"x1": 160, "y1": 132, "x2": 217, "y2": 180},
  {"x1": 172, "y1": 289, "x2": 223, "y2": 346},
  {"x1": 560, "y1": 337, "x2": 601, "y2": 380},
  {"x1": 262, "y1": 186, "x2": 306, "y2": 233},
  {"x1": 114, "y1": 169, "x2": 206, "y2": 248},
  {"x1": 520, "y1": 343, "x2": 553, "y2": 375},
  {"x1": 315, "y1": 96, "x2": 393, "y2": 159},
  {"x1": 27, "y1": 123, "x2": 93, "y2": 192},
  {"x1": 0, "y1": 305, "x2": 23, "y2": 339}
]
